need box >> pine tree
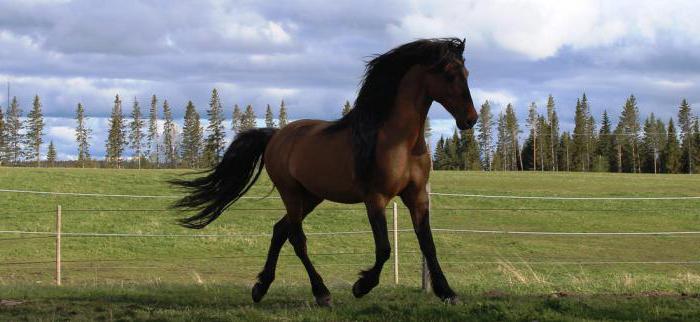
[662,118,681,173]
[180,101,202,168]
[46,141,56,167]
[342,100,352,116]
[640,114,658,173]
[0,105,5,165]
[494,112,508,171]
[75,103,91,168]
[146,95,159,167]
[265,104,276,128]
[202,88,226,167]
[462,128,481,170]
[278,100,288,128]
[526,102,538,170]
[572,97,587,171]
[105,95,126,168]
[241,104,257,131]
[128,98,145,169]
[620,95,641,173]
[678,99,694,173]
[4,97,23,164]
[597,110,614,172]
[477,100,494,170]
[432,136,447,169]
[25,95,44,166]
[162,100,177,168]
[231,104,242,134]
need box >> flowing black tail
[171,128,278,229]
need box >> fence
[2,187,700,290]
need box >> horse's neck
[381,66,431,151]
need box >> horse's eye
[445,74,455,82]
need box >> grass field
[1,168,700,320]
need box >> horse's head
[424,39,478,130]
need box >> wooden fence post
[393,202,399,285]
[56,205,62,286]
[422,183,431,293]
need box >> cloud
[0,0,699,160]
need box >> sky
[1,0,699,160]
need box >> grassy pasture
[1,168,699,320]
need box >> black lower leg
[415,222,456,300]
[252,217,289,302]
[288,222,331,306]
[353,210,390,298]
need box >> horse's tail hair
[170,128,278,229]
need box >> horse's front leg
[400,184,458,303]
[352,195,391,298]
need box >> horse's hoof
[315,294,333,307]
[251,282,269,303]
[443,296,461,305]
[352,279,368,298]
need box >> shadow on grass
[1,284,699,321]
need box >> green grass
[1,168,700,320]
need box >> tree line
[0,88,289,169]
[431,94,700,174]
[1,91,698,173]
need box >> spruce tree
[162,100,177,168]
[476,100,494,170]
[597,110,614,172]
[265,104,276,128]
[26,95,44,166]
[342,100,352,116]
[203,88,226,166]
[128,98,144,169]
[495,112,508,171]
[5,97,23,164]
[462,128,481,170]
[231,104,242,134]
[662,118,681,173]
[278,100,288,128]
[572,97,587,171]
[147,95,159,167]
[693,117,700,170]
[640,114,658,173]
[0,105,5,165]
[432,136,447,169]
[241,104,256,131]
[105,95,126,168]
[75,103,91,168]
[46,141,56,167]
[678,99,694,173]
[536,115,548,171]
[180,101,202,168]
[620,95,641,172]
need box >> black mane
[326,38,465,187]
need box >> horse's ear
[458,38,466,54]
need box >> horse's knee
[377,244,391,263]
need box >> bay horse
[172,38,478,306]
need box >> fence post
[393,202,399,285]
[56,204,62,286]
[422,183,431,293]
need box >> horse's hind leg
[282,192,330,306]
[252,216,289,303]
[352,195,390,298]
